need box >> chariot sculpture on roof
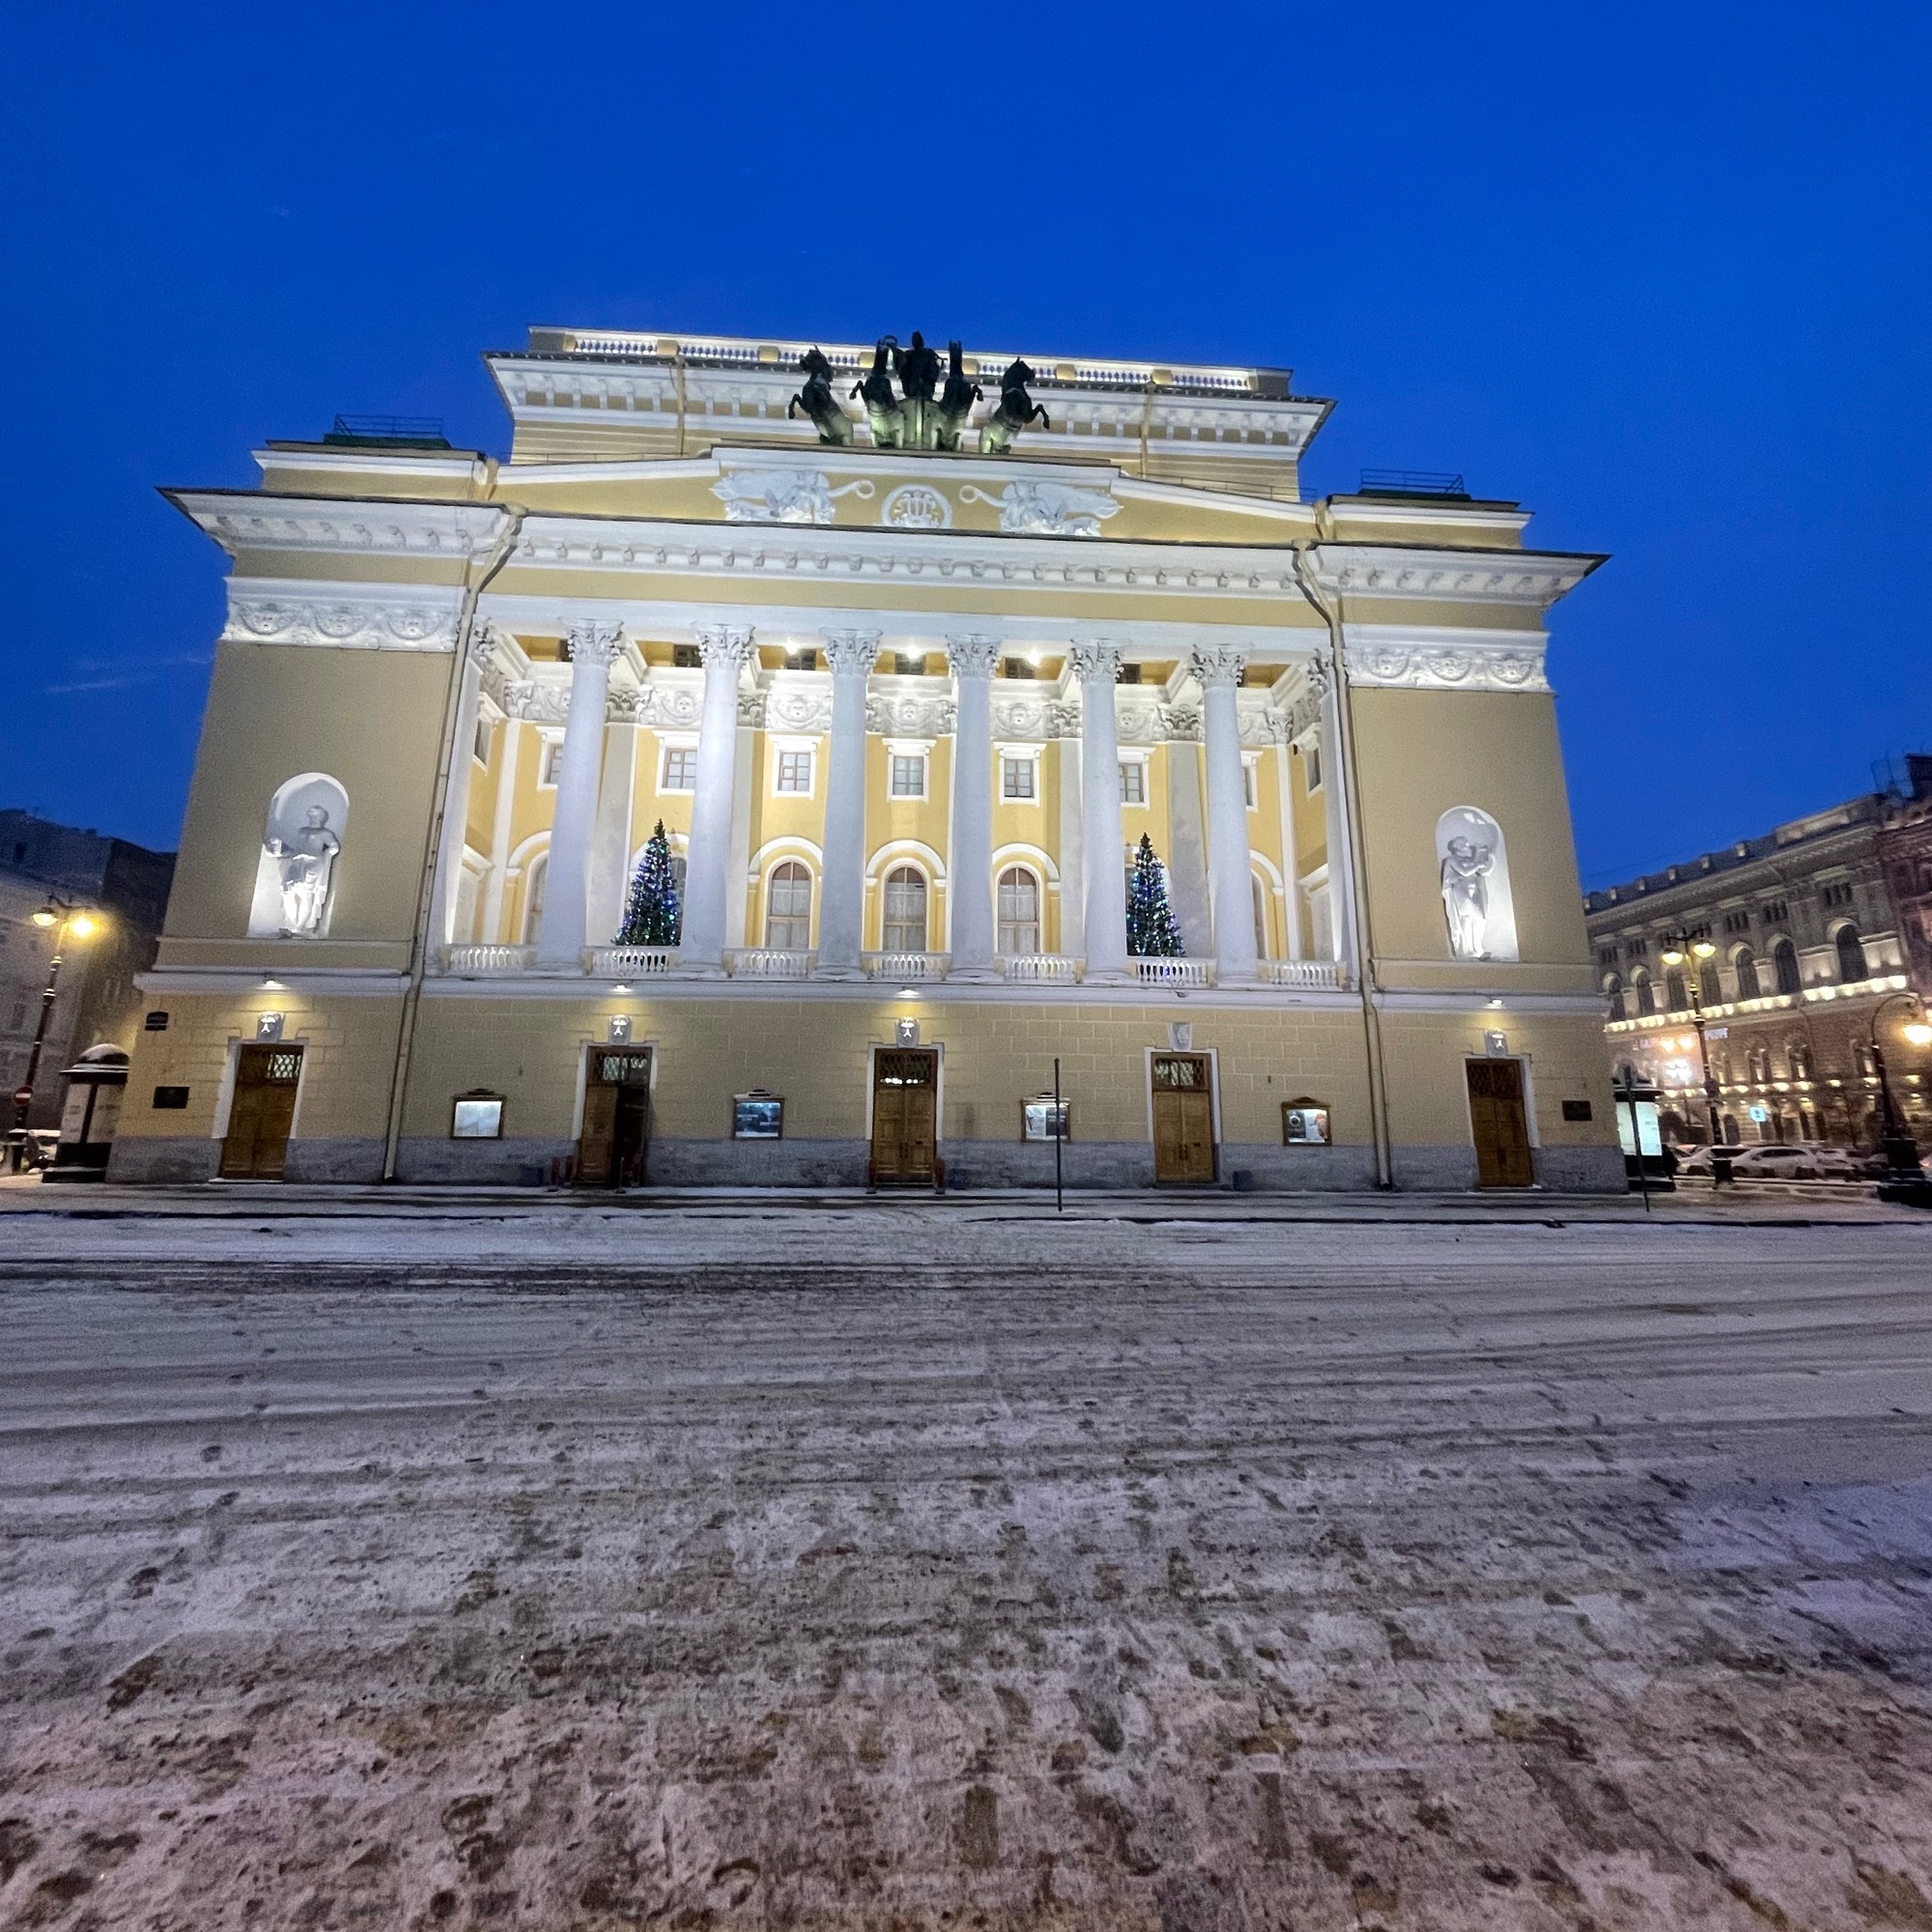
[788,333,1044,455]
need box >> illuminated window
[882,867,928,952]
[997,867,1040,955]
[764,862,812,950]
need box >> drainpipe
[1292,537,1394,1188]
[382,508,526,1181]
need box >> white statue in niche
[248,773,352,940]
[268,806,341,936]
[1439,835,1496,957]
[1435,806,1519,963]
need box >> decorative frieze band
[1341,627,1551,694]
[222,582,463,652]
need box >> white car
[1721,1143,1872,1182]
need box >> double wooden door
[1466,1057,1535,1187]
[219,1044,303,1179]
[1151,1053,1215,1183]
[579,1047,652,1186]
[871,1049,937,1184]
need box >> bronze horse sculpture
[979,357,1050,455]
[852,337,905,449]
[786,347,850,445]
[934,340,982,451]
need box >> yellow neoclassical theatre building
[113,325,1620,1191]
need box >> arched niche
[248,773,350,938]
[1435,806,1518,963]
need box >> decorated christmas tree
[1125,834,1185,956]
[616,821,682,946]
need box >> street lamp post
[1867,991,1932,1181]
[1660,926,1729,1184]
[10,900,100,1167]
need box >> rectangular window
[894,652,925,677]
[451,1094,505,1139]
[1120,760,1146,806]
[672,643,701,668]
[891,753,926,799]
[1002,659,1036,680]
[539,739,564,786]
[1304,743,1322,792]
[472,718,492,766]
[732,1093,784,1139]
[662,746,697,791]
[786,648,818,671]
[1243,760,1259,810]
[1002,755,1037,801]
[1761,898,1788,923]
[776,749,813,794]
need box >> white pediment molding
[172,491,511,562]
[1312,546,1599,610]
[1341,623,1553,694]
[221,577,467,651]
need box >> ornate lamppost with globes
[8,898,102,1170]
[1659,925,1731,1184]
[1867,990,1932,1181]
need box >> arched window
[1699,959,1722,1008]
[1605,973,1626,1021]
[1734,948,1760,1000]
[671,854,688,900]
[1634,969,1656,1016]
[1788,1040,1813,1081]
[1833,925,1867,984]
[1747,1046,1771,1085]
[522,852,548,942]
[882,866,928,953]
[1664,969,1688,1012]
[1773,936,1802,994]
[764,861,813,951]
[1252,876,1271,960]
[997,867,1040,955]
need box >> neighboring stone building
[0,811,175,1127]
[1584,767,1932,1149]
[113,324,1618,1191]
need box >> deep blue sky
[5,3,1927,887]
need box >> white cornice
[1312,544,1601,608]
[252,447,496,488]
[1322,497,1532,538]
[169,490,510,561]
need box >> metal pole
[13,918,67,1135]
[1053,1056,1064,1213]
[1623,1086,1651,1213]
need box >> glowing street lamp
[1660,925,1728,1183]
[11,900,107,1156]
[1869,992,1932,1180]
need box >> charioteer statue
[852,337,905,449]
[786,332,1047,455]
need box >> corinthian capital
[820,629,883,676]
[1304,651,1333,699]
[944,633,1002,679]
[565,618,624,668]
[1067,639,1123,685]
[1189,644,1247,691]
[695,624,756,670]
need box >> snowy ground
[2,1197,1930,1929]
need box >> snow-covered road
[2,1205,1929,1928]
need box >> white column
[585,696,639,948]
[1311,653,1358,970]
[536,619,621,969]
[1276,739,1302,961]
[815,629,880,979]
[481,714,522,944]
[1057,730,1085,958]
[1071,640,1128,980]
[679,625,756,975]
[430,623,497,950]
[944,635,1001,980]
[1194,645,1258,982]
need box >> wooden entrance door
[579,1047,652,1186]
[1466,1057,1535,1187]
[871,1049,938,1184]
[1151,1053,1215,1183]
[219,1044,303,1179]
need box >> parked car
[1720,1143,1873,1181]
